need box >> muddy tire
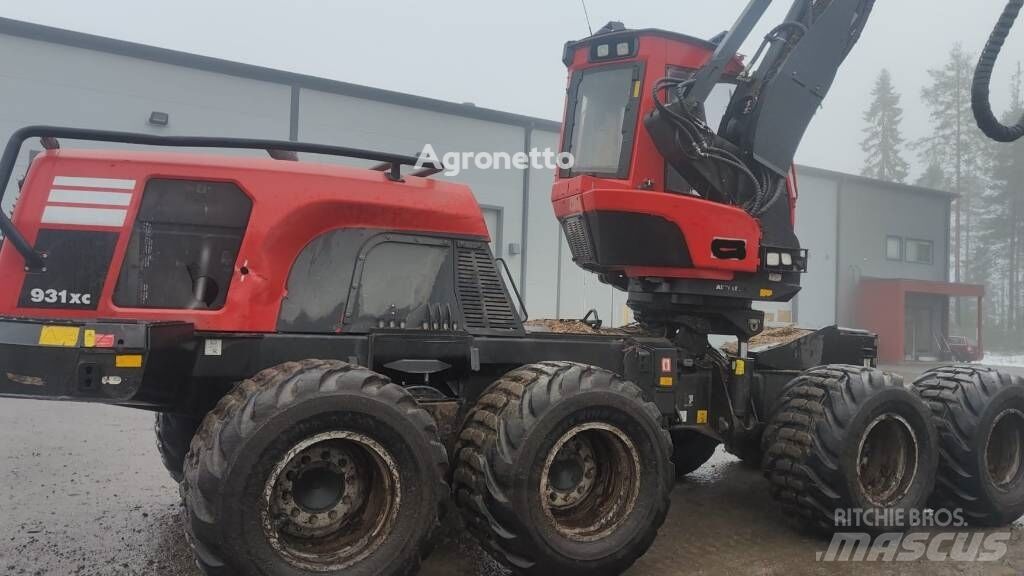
[762,365,938,533]
[155,412,201,483]
[670,430,719,476]
[452,362,673,576]
[181,360,447,576]
[912,366,1024,526]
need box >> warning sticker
[38,326,80,347]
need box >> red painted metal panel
[0,150,489,332]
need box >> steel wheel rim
[261,430,401,571]
[986,409,1024,490]
[540,422,641,542]
[856,413,920,507]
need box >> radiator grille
[562,215,596,265]
[456,243,519,331]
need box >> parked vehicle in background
[947,335,983,363]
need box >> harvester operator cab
[558,22,746,195]
[553,21,804,314]
[553,1,877,320]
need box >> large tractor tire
[181,359,448,576]
[669,429,720,477]
[762,365,938,533]
[730,378,804,468]
[155,412,201,483]
[913,366,1024,526]
[453,362,673,576]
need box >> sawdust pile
[721,326,813,354]
[525,319,639,336]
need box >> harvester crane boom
[647,0,876,225]
[974,0,1024,142]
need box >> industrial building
[0,17,981,363]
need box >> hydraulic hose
[973,0,1024,142]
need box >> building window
[906,239,934,265]
[886,236,903,261]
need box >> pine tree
[980,64,1024,336]
[860,69,910,183]
[916,162,948,190]
[915,44,993,325]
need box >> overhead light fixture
[148,111,170,127]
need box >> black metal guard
[495,257,529,322]
[0,125,444,271]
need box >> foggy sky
[3,0,1022,177]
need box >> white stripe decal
[48,189,132,206]
[52,176,136,190]
[41,206,127,227]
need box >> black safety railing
[0,126,444,271]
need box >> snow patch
[982,352,1024,367]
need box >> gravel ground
[1,364,1022,575]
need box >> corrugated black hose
[973,0,1024,142]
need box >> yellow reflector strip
[38,326,80,347]
[115,354,143,368]
[734,359,746,376]
[659,376,673,388]
[633,80,642,98]
[83,329,96,348]
[696,410,709,424]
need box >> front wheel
[453,362,673,576]
[181,360,447,576]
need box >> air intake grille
[562,215,596,265]
[456,242,519,332]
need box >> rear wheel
[669,430,719,477]
[453,362,673,576]
[762,365,938,533]
[913,366,1024,526]
[154,412,201,483]
[181,360,447,576]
